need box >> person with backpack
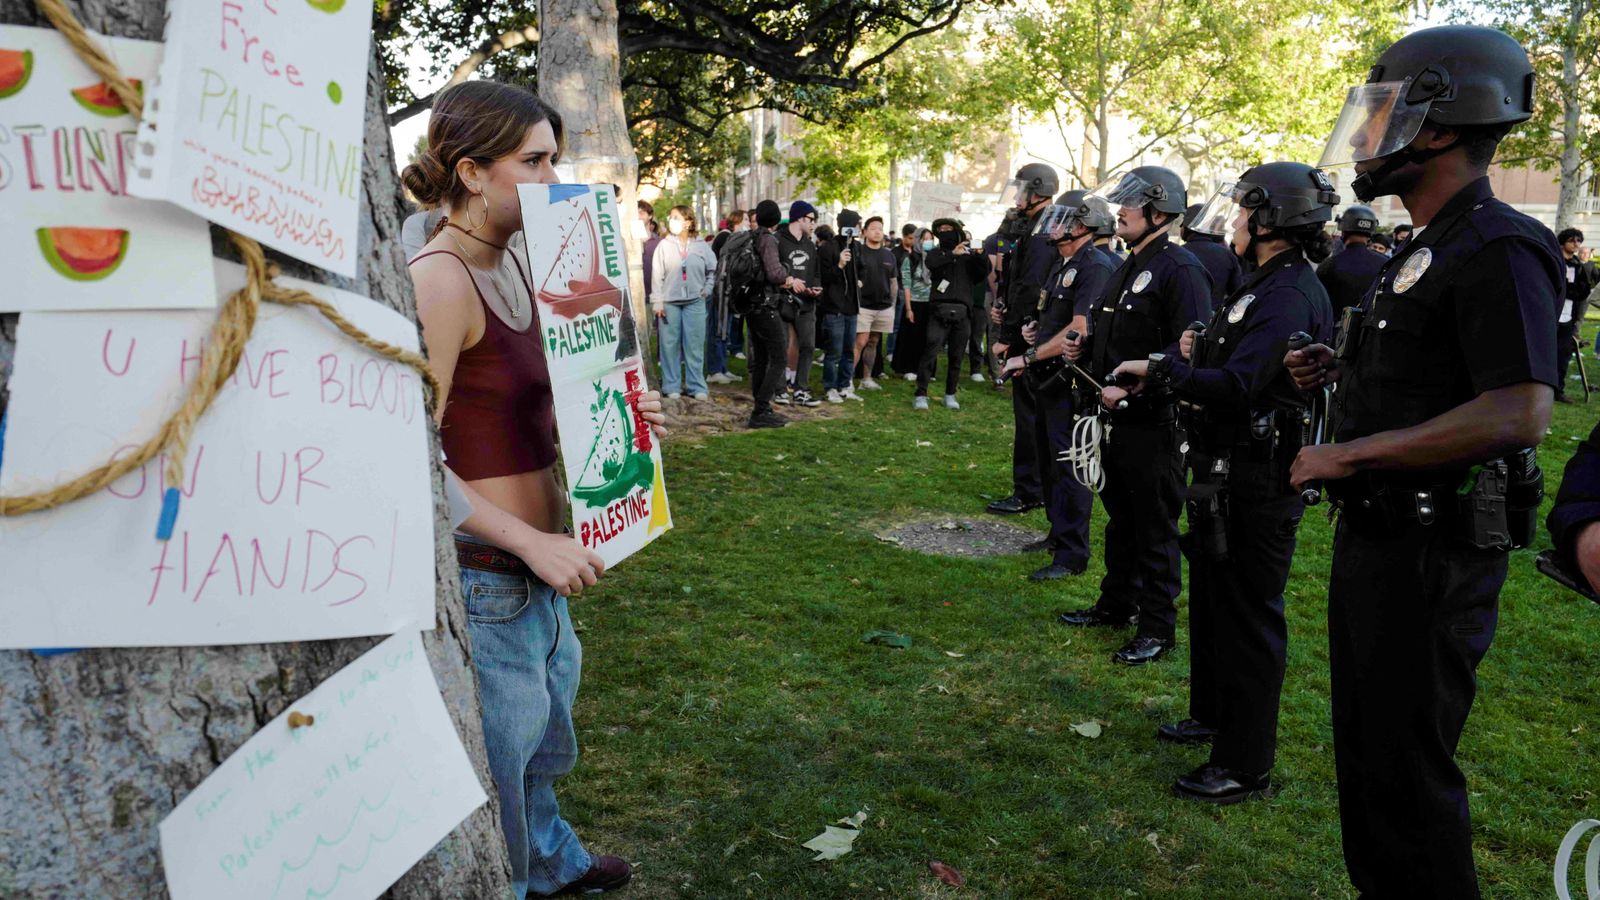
[715,199,795,428]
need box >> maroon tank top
[410,250,558,480]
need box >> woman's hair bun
[401,149,449,207]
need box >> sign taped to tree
[158,631,488,900]
[517,183,671,566]
[907,181,965,223]
[128,0,370,276]
[0,25,215,312]
[0,260,433,649]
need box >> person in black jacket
[1112,162,1336,804]
[1316,205,1386,314]
[1557,228,1593,402]
[919,217,991,408]
[818,209,864,402]
[1182,202,1242,305]
[747,200,805,428]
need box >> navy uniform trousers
[1009,371,1044,504]
[1094,415,1183,640]
[1031,380,1091,568]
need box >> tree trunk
[1554,0,1584,230]
[888,158,900,233]
[1095,96,1111,185]
[538,0,645,335]
[0,1,512,896]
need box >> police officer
[1056,166,1212,665]
[986,163,1061,515]
[1006,191,1119,580]
[1316,205,1386,313]
[1182,202,1242,304]
[1286,26,1560,896]
[1109,162,1336,802]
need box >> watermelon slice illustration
[37,228,130,282]
[0,49,32,99]
[305,0,346,12]
[71,79,141,117]
[537,205,624,319]
[572,383,654,508]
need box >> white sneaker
[735,351,747,360]
[971,372,988,383]
[707,372,731,384]
[912,396,929,410]
[861,378,882,391]
[667,392,682,399]
[904,372,918,382]
[841,387,864,402]
[693,392,711,401]
[826,389,844,403]
[944,394,961,410]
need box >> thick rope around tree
[1,0,441,521]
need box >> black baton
[1287,331,1326,506]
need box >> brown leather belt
[455,538,533,577]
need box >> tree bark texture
[1554,0,1585,230]
[0,1,513,896]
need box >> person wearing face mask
[651,205,718,400]
[777,201,824,407]
[1055,166,1213,666]
[1284,27,1560,895]
[1003,191,1119,581]
[637,200,662,304]
[404,81,662,898]
[986,163,1061,515]
[894,228,936,386]
[920,218,990,409]
[1105,162,1336,804]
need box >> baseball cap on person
[755,200,782,228]
[789,200,818,222]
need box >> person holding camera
[1284,27,1560,896]
[1316,205,1386,314]
[986,163,1061,515]
[1557,228,1593,402]
[1055,166,1213,666]
[818,210,865,402]
[919,218,991,410]
[1107,162,1336,803]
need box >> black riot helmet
[1336,205,1379,236]
[1320,26,1535,200]
[1035,189,1116,241]
[1090,166,1188,216]
[1189,162,1339,257]
[1001,163,1060,210]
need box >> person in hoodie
[918,218,991,410]
[747,200,803,428]
[775,201,824,407]
[818,209,865,402]
[651,205,717,400]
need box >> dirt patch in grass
[661,387,842,436]
[876,516,1044,558]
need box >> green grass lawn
[560,332,1600,898]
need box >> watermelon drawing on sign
[37,228,130,281]
[571,382,654,509]
[71,79,142,117]
[538,205,624,320]
[0,49,32,99]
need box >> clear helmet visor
[1089,172,1155,210]
[999,179,1030,208]
[1033,204,1073,238]
[1318,80,1433,168]
[1188,182,1244,237]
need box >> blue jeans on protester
[460,551,592,899]
[821,312,858,390]
[705,301,729,376]
[659,298,709,395]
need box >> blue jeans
[461,557,592,898]
[821,312,858,390]
[705,302,729,375]
[658,298,709,395]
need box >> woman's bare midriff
[468,467,567,537]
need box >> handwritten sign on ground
[129,0,369,275]
[0,24,214,312]
[517,183,671,567]
[906,181,965,224]
[0,260,432,648]
[159,631,487,900]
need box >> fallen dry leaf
[1070,721,1103,739]
[928,860,965,887]
[802,826,859,861]
[944,651,966,658]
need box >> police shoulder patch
[1392,247,1432,294]
[1132,271,1153,293]
[1227,294,1255,323]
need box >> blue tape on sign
[549,184,591,202]
[31,648,82,657]
[0,410,8,474]
[155,486,181,541]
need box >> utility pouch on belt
[1334,306,1363,361]
[1505,448,1543,549]
[1248,410,1277,462]
[1180,481,1229,562]
[1456,460,1512,551]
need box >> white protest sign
[129,0,369,276]
[0,260,433,649]
[159,631,488,900]
[517,183,671,567]
[0,25,215,312]
[906,181,965,223]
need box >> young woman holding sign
[403,80,660,898]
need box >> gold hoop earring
[467,193,488,231]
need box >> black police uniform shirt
[1001,214,1055,349]
[1184,236,1243,306]
[818,237,860,317]
[1037,240,1116,342]
[1334,176,1562,451]
[1316,241,1387,313]
[1164,248,1334,419]
[1087,233,1214,380]
[925,243,991,305]
[1550,417,1600,570]
[855,243,899,310]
